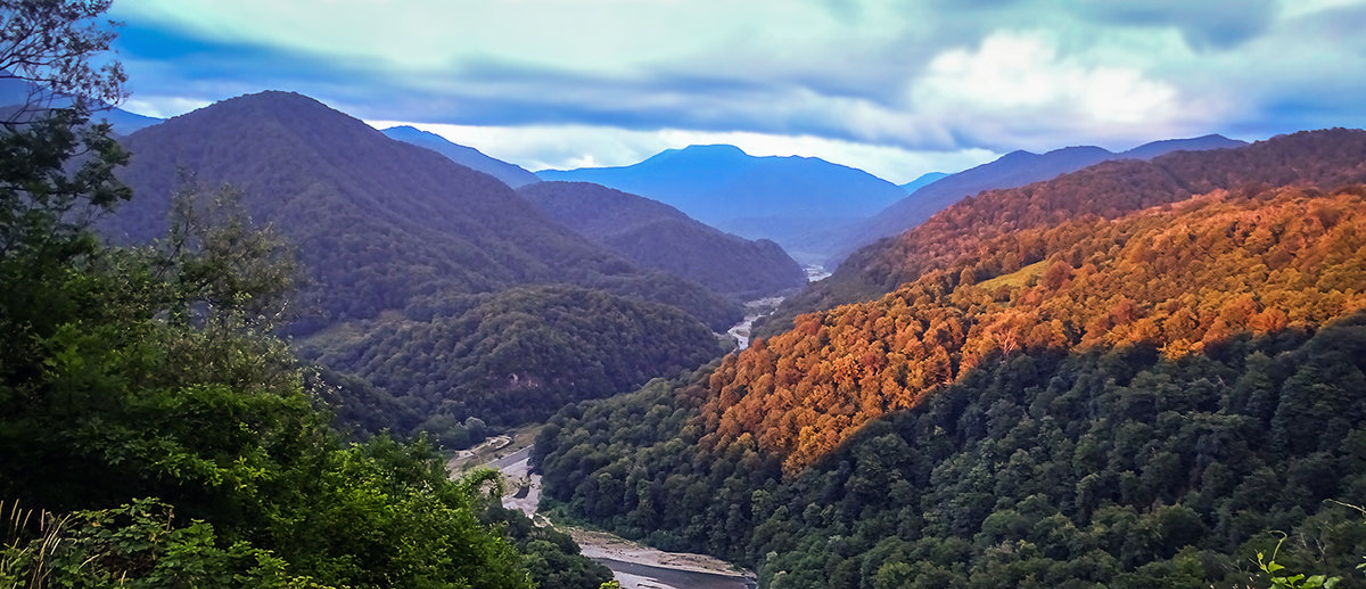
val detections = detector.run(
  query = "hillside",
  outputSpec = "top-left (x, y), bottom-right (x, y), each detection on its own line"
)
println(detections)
top-left (382, 125), bottom-right (540, 188)
top-left (537, 144), bottom-right (906, 261)
top-left (536, 183), bottom-right (1366, 588)
top-left (104, 91), bottom-right (739, 330)
top-left (765, 129), bottom-right (1366, 336)
top-left (519, 181), bottom-right (807, 299)
top-left (303, 285), bottom-right (725, 428)
top-left (820, 134), bottom-right (1248, 262)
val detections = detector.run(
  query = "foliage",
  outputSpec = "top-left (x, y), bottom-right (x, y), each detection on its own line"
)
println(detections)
top-left (712, 186), bottom-right (1366, 471)
top-left (304, 284), bottom-right (725, 435)
top-left (538, 314), bottom-right (1366, 588)
top-left (767, 128), bottom-right (1366, 336)
top-left (482, 505), bottom-right (614, 589)
top-left (0, 17), bottom-right (538, 579)
top-left (0, 0), bottom-right (125, 122)
top-left (1, 498), bottom-right (318, 588)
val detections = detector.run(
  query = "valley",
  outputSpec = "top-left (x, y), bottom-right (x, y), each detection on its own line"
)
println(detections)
top-left (4, 4), bottom-right (1365, 587)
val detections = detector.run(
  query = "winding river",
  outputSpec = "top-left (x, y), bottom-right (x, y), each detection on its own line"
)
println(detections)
top-left (482, 264), bottom-right (832, 588)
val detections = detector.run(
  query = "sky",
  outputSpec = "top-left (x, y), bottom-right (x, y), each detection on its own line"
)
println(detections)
top-left (108, 0), bottom-right (1366, 183)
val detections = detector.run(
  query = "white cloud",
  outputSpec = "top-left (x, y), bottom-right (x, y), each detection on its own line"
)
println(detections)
top-left (121, 95), bottom-right (212, 119)
top-left (365, 119), bottom-right (998, 183)
top-left (908, 32), bottom-right (1226, 150)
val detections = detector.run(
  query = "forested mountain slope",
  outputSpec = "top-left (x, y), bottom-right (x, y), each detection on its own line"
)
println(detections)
top-left (765, 129), bottom-right (1366, 336)
top-left (520, 181), bottom-right (806, 299)
top-left (537, 181), bottom-right (1366, 588)
top-left (302, 285), bottom-right (725, 429)
top-left (104, 91), bottom-right (739, 330)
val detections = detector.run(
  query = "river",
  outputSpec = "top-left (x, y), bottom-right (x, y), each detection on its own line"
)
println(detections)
top-left (487, 448), bottom-right (756, 589)
top-left (478, 266), bottom-right (838, 587)
top-left (725, 264), bottom-right (829, 350)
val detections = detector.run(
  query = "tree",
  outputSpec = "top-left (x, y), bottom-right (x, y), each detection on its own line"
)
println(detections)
top-left (0, 0), bottom-right (126, 124)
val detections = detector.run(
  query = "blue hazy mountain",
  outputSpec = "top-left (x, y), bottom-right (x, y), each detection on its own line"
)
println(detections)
top-left (537, 144), bottom-right (906, 261)
top-left (0, 75), bottom-right (162, 134)
top-left (382, 125), bottom-right (539, 188)
top-left (899, 171), bottom-right (949, 193)
top-left (824, 134), bottom-right (1248, 262)
top-left (520, 181), bottom-right (807, 299)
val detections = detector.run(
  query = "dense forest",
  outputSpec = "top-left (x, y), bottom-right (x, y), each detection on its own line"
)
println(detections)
top-left (538, 312), bottom-right (1366, 588)
top-left (765, 129), bottom-right (1366, 337)
top-left (302, 284), bottom-right (726, 438)
top-left (520, 181), bottom-right (807, 299)
top-left (537, 149), bottom-right (1366, 587)
top-left (0, 4), bottom-right (609, 586)
top-left (715, 185), bottom-right (1366, 470)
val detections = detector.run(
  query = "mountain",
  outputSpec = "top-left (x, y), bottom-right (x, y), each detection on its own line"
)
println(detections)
top-left (535, 132), bottom-right (1366, 588)
top-left (0, 74), bottom-right (162, 134)
top-left (826, 135), bottom-right (1248, 262)
top-left (898, 171), bottom-right (949, 192)
top-left (537, 144), bottom-right (906, 261)
top-left (765, 131), bottom-right (1334, 336)
top-left (304, 284), bottom-right (724, 427)
top-left (1121, 132), bottom-right (1247, 160)
top-left (518, 181), bottom-right (807, 299)
top-left (382, 125), bottom-right (540, 188)
top-left (100, 91), bottom-right (751, 442)
top-left (104, 91), bottom-right (737, 330)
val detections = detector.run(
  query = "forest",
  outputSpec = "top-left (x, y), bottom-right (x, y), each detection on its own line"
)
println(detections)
top-left (0, 4), bottom-right (608, 586)
top-left (302, 284), bottom-right (726, 441)
top-left (538, 312), bottom-right (1366, 588)
top-left (537, 154), bottom-right (1366, 588)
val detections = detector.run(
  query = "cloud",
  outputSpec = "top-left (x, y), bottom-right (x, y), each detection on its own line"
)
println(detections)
top-left (907, 32), bottom-right (1227, 150)
top-left (1073, 0), bottom-right (1278, 49)
top-left (105, 0), bottom-right (1366, 170)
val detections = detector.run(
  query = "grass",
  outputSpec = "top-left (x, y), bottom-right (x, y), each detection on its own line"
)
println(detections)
top-left (977, 260), bottom-right (1047, 291)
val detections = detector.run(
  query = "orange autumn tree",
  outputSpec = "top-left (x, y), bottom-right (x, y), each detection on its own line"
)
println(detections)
top-left (703, 185), bottom-right (1366, 471)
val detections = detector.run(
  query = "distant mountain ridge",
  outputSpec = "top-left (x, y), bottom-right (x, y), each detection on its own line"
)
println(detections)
top-left (103, 90), bottom-right (739, 330)
top-left (824, 134), bottom-right (1248, 262)
top-left (899, 171), bottom-right (948, 192)
top-left (519, 181), bottom-right (807, 299)
top-left (0, 74), bottom-right (162, 134)
top-left (382, 125), bottom-right (540, 188)
top-left (537, 144), bottom-right (907, 262)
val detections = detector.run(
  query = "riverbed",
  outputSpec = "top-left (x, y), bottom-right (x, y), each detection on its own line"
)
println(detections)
top-left (487, 447), bottom-right (756, 589)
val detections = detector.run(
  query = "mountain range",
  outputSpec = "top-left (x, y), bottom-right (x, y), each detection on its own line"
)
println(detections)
top-left (538, 144), bottom-right (907, 262)
top-left (536, 128), bottom-right (1366, 588)
top-left (816, 134), bottom-right (1248, 263)
top-left (519, 181), bottom-right (807, 299)
top-left (104, 91), bottom-right (739, 328)
top-left (96, 91), bottom-right (763, 442)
